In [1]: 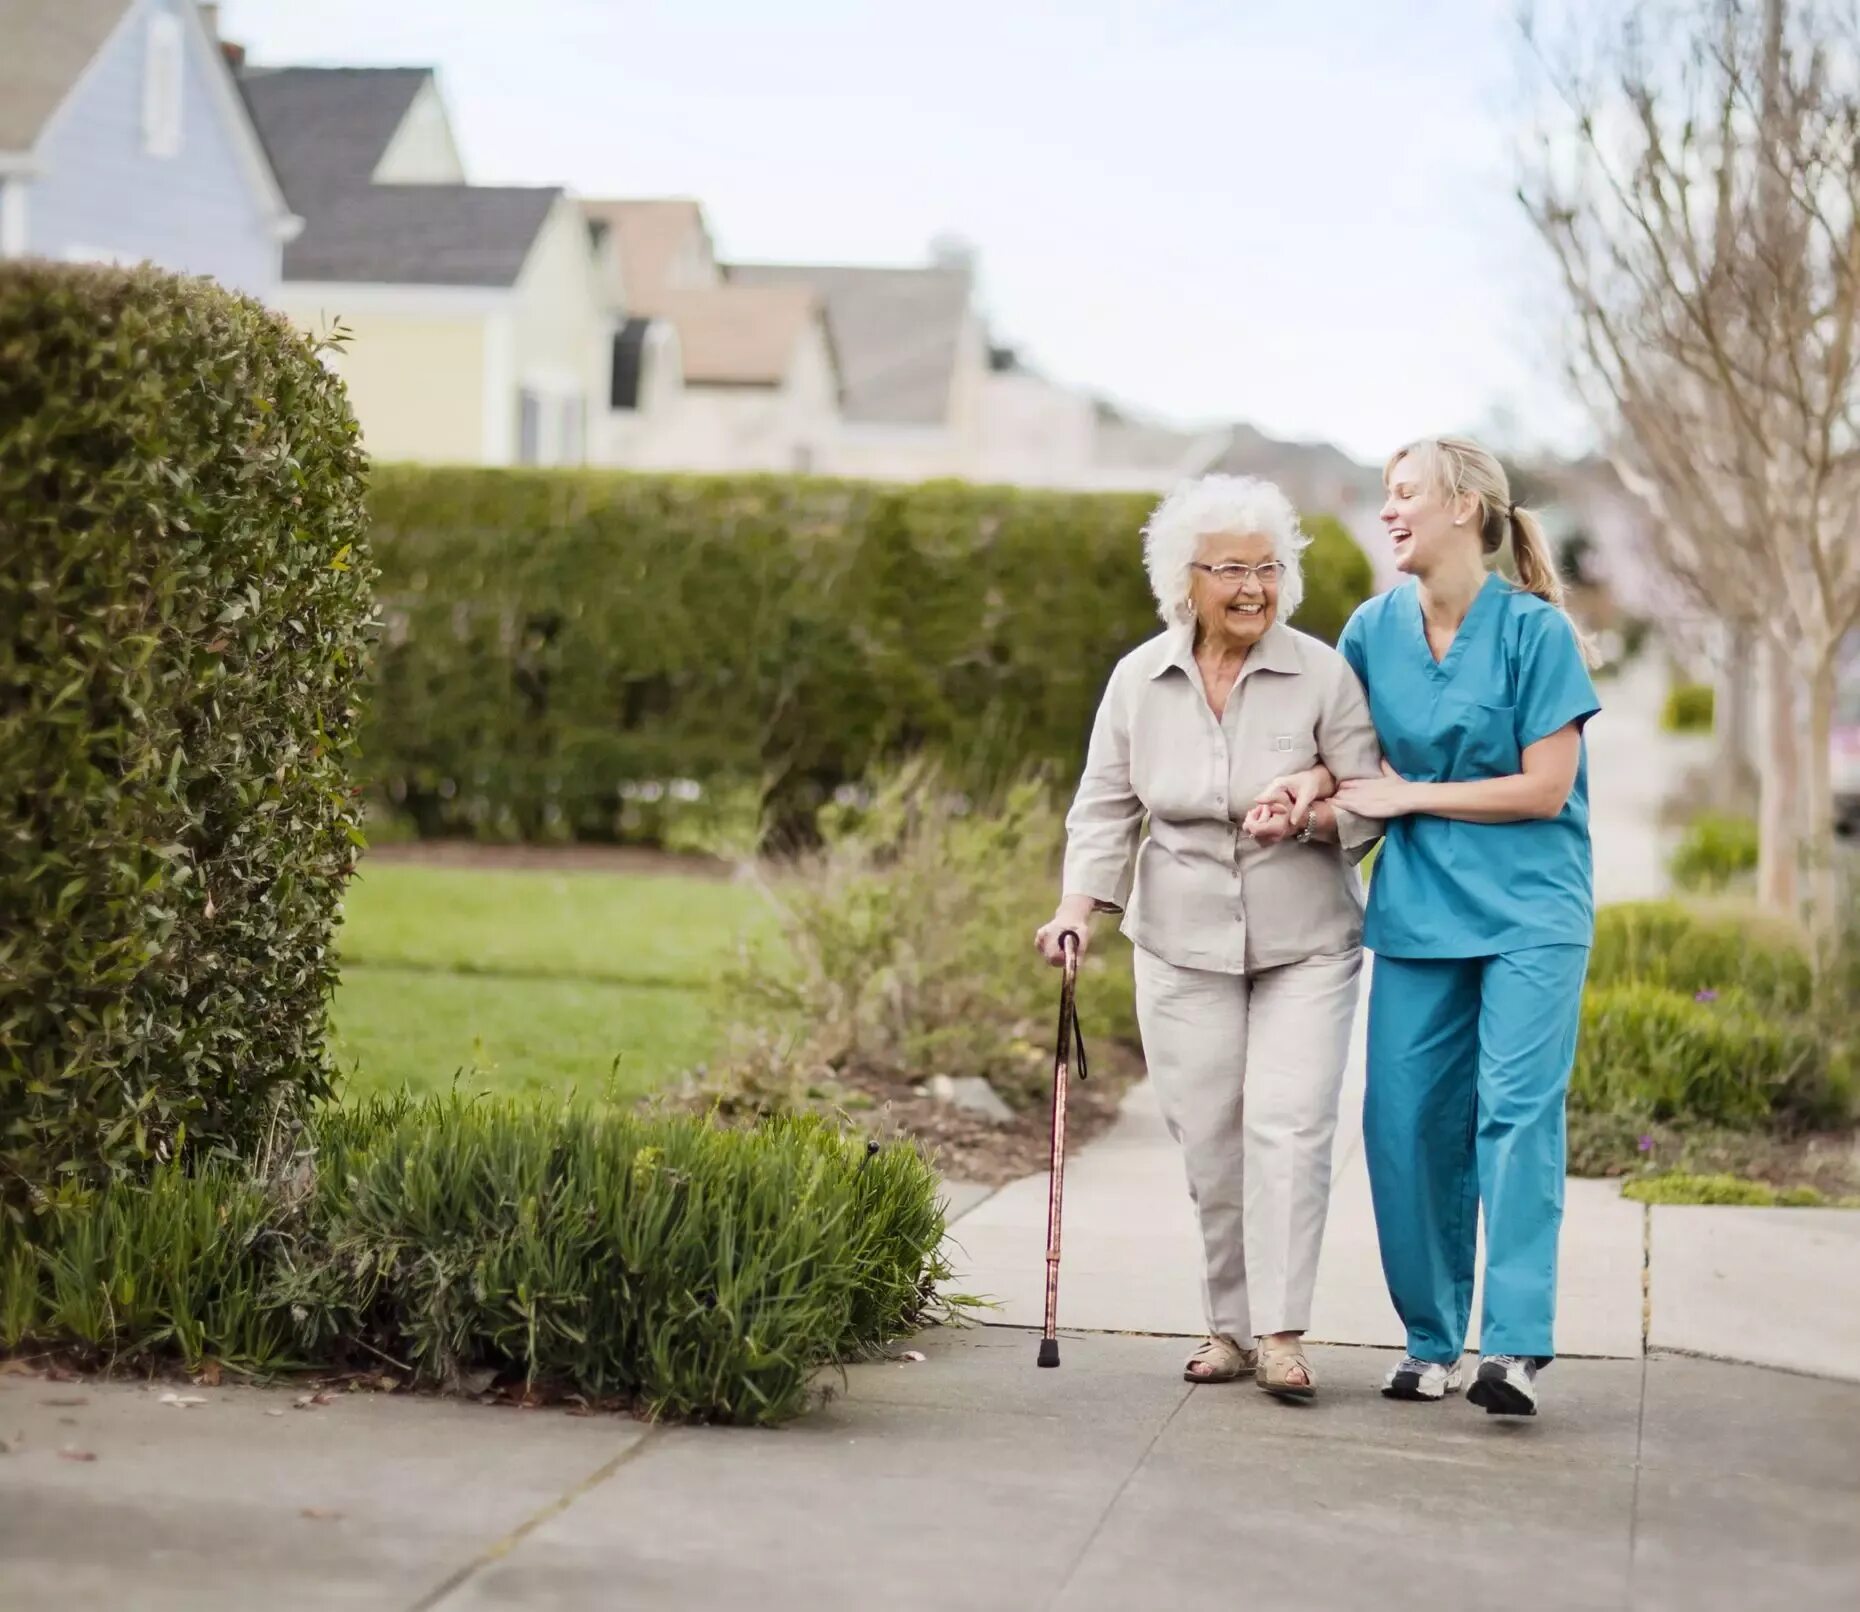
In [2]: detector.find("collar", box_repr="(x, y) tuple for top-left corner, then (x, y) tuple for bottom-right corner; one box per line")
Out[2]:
(1151, 619), (1301, 682)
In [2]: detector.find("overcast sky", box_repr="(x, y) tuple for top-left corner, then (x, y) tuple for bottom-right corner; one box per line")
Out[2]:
(220, 0), (1592, 462)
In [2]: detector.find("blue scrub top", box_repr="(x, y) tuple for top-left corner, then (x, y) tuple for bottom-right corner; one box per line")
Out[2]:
(1338, 573), (1601, 959)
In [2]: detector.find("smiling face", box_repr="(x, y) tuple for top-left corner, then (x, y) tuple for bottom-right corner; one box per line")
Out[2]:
(1190, 530), (1279, 650)
(1381, 451), (1478, 577)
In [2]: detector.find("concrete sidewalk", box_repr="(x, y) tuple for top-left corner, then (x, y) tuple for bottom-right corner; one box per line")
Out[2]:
(5, 1329), (1857, 1611)
(945, 1040), (1648, 1361)
(945, 1031), (1860, 1382)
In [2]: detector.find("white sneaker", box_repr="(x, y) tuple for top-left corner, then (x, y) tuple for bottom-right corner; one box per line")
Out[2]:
(1468, 1354), (1540, 1416)
(1381, 1354), (1465, 1401)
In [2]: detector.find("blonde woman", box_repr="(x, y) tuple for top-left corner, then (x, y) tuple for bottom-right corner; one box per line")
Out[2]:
(1035, 475), (1381, 1401)
(1264, 436), (1600, 1418)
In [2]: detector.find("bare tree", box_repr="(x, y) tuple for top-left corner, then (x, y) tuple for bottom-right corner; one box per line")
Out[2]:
(1522, 0), (1860, 939)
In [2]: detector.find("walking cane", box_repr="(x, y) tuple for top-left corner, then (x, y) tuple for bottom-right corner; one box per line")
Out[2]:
(1038, 929), (1088, 1368)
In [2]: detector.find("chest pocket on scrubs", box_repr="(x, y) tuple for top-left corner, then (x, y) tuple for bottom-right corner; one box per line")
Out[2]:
(1451, 699), (1521, 778)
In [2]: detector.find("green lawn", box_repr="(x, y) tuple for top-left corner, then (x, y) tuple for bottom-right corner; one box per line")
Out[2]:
(331, 861), (775, 1102)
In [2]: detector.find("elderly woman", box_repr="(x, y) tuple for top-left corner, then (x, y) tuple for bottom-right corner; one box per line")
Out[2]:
(1034, 474), (1380, 1399)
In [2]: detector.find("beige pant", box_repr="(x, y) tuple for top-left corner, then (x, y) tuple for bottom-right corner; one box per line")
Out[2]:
(1133, 945), (1363, 1340)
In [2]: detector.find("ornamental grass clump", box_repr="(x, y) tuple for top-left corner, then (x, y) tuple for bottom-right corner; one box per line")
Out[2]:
(3, 1098), (953, 1425)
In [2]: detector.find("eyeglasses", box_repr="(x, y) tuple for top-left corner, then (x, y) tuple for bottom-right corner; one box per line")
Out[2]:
(1191, 561), (1286, 587)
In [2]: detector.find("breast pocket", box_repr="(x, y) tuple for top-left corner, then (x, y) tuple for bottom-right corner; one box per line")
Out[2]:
(1456, 700), (1521, 778)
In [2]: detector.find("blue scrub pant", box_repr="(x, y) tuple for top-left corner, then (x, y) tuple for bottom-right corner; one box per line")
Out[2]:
(1363, 946), (1589, 1365)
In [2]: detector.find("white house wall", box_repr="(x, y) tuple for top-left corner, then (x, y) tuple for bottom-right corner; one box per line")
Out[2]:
(509, 199), (610, 465)
(21, 0), (282, 297)
(371, 78), (467, 185)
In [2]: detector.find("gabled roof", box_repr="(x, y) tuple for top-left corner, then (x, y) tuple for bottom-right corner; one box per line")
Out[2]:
(584, 198), (833, 390)
(238, 66), (428, 204)
(643, 286), (821, 386)
(580, 198), (711, 305)
(728, 262), (973, 425)
(240, 64), (557, 287)
(0, 0), (134, 153)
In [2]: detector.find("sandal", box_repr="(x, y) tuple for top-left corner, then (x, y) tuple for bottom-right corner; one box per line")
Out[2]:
(1183, 1334), (1258, 1383)
(1257, 1335), (1316, 1401)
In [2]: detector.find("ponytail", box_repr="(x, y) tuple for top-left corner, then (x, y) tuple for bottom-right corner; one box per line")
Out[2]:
(1506, 504), (1564, 608)
(1508, 503), (1601, 668)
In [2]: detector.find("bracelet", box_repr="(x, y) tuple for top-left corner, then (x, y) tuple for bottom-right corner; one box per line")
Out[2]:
(1296, 813), (1317, 844)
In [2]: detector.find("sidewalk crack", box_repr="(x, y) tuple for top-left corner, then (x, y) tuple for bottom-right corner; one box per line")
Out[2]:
(1043, 1383), (1192, 1611)
(408, 1426), (664, 1611)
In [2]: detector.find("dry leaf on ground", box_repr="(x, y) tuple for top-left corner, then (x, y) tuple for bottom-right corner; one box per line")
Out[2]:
(158, 1393), (208, 1409)
(43, 1397), (87, 1408)
(300, 1508), (344, 1522)
(58, 1448), (96, 1462)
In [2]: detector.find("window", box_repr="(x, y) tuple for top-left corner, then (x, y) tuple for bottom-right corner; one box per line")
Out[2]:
(517, 389), (542, 465)
(143, 11), (184, 158)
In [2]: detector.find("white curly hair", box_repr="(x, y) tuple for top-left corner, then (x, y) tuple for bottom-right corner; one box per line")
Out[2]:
(1141, 473), (1311, 628)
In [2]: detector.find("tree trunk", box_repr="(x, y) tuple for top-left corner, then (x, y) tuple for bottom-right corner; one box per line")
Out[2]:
(1713, 621), (1759, 810)
(1757, 633), (1801, 913)
(1800, 643), (1841, 955)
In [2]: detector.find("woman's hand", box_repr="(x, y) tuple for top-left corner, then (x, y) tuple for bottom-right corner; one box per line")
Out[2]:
(1333, 760), (1420, 821)
(1034, 895), (1097, 966)
(1253, 764), (1336, 828)
(1243, 801), (1295, 845)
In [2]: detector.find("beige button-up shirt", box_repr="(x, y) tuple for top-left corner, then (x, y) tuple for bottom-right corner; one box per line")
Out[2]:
(1062, 620), (1383, 975)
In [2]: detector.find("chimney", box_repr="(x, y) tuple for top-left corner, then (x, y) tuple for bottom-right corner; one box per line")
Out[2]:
(199, 4), (248, 68)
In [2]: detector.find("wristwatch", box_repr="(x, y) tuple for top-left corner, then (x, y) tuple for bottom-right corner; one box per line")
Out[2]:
(1296, 811), (1317, 844)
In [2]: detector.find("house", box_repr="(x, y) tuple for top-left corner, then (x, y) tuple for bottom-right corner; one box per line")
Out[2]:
(730, 246), (989, 482)
(0, 0), (297, 296)
(239, 65), (612, 466)
(582, 198), (839, 474)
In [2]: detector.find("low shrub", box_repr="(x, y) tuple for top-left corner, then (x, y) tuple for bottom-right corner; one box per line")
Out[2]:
(0, 262), (373, 1213)
(705, 764), (1138, 1117)
(1668, 813), (1760, 893)
(1619, 1172), (1859, 1208)
(3, 1097), (953, 1425)
(1661, 681), (1715, 733)
(1589, 901), (1812, 1014)
(1572, 982), (1851, 1135)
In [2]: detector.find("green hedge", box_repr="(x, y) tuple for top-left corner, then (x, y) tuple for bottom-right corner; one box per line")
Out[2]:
(2, 1098), (952, 1425)
(361, 469), (1372, 845)
(0, 263), (373, 1213)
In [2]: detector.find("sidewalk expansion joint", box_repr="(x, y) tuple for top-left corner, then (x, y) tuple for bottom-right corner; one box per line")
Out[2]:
(408, 1426), (664, 1611)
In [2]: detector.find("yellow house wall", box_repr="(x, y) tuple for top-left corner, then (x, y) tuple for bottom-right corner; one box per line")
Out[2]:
(277, 299), (488, 464)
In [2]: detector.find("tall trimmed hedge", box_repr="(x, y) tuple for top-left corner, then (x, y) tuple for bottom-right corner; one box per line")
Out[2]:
(0, 262), (373, 1212)
(363, 469), (1373, 843)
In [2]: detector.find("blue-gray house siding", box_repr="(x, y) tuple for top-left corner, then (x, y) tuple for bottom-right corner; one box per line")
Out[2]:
(22, 0), (282, 297)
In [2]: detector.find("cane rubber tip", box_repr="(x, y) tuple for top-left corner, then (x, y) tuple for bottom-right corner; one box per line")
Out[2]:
(1037, 1338), (1061, 1368)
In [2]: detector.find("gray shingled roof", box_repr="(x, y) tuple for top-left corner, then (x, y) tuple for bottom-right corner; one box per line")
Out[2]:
(0, 0), (137, 152)
(280, 183), (560, 286)
(238, 66), (428, 204)
(239, 65), (557, 287)
(728, 262), (971, 425)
